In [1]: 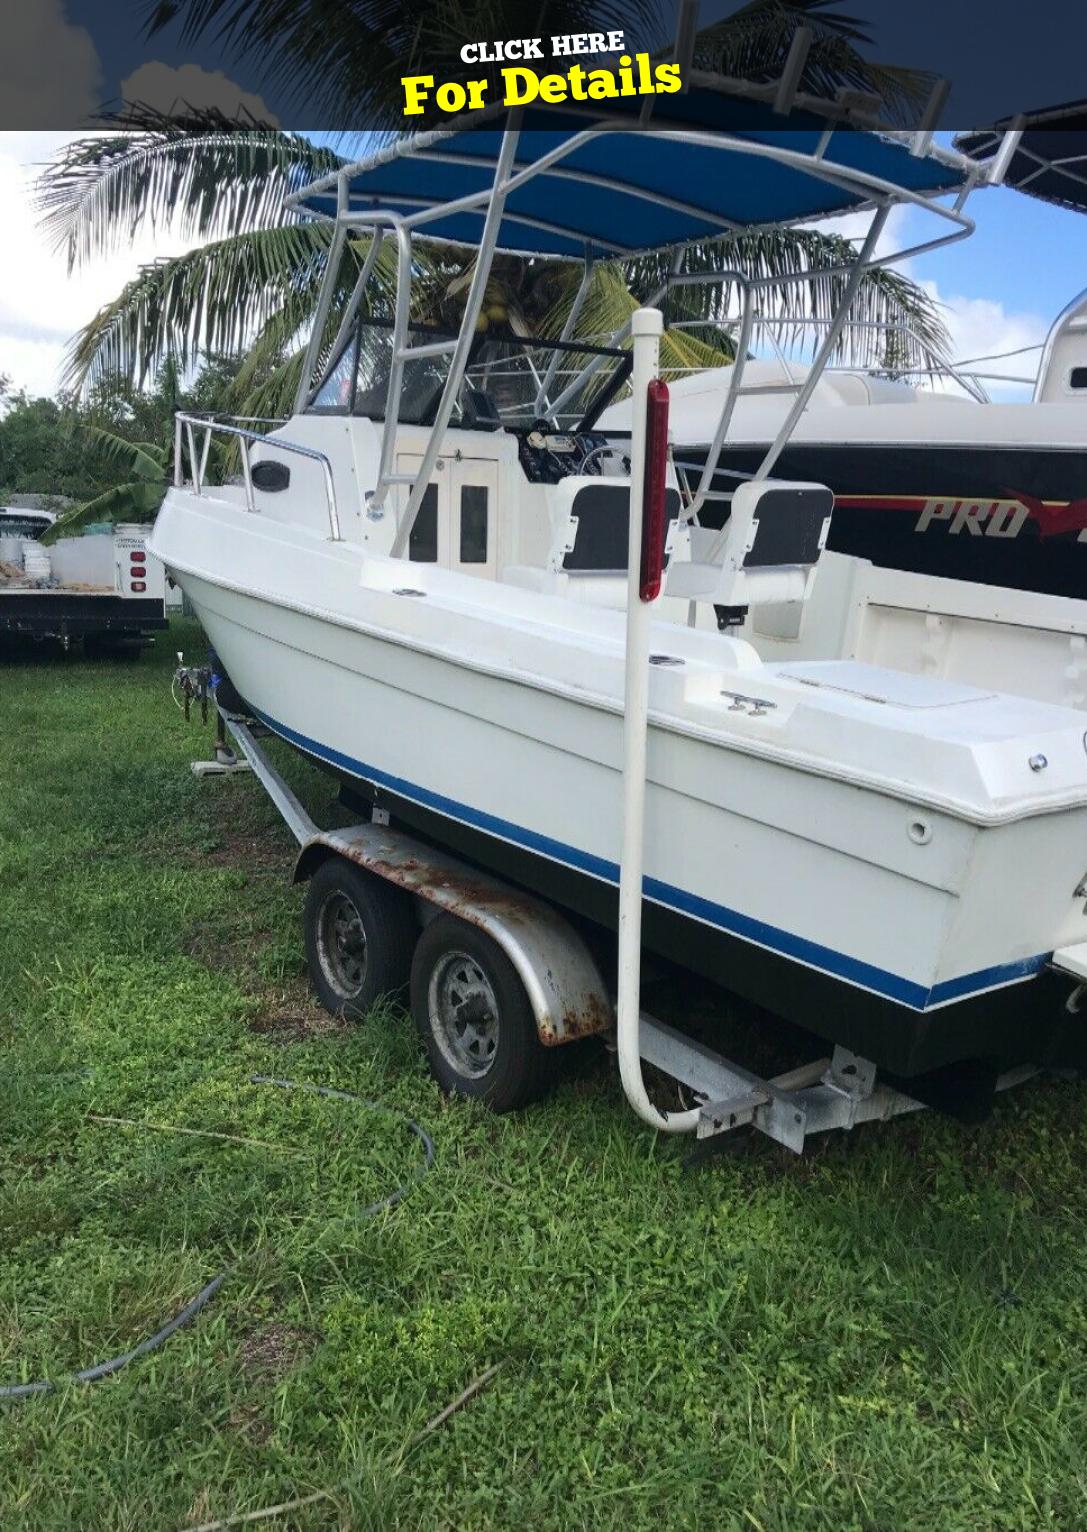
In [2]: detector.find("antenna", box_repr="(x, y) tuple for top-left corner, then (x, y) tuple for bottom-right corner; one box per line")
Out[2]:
(910, 77), (951, 156)
(673, 0), (700, 93)
(773, 25), (813, 116)
(988, 120), (1026, 186)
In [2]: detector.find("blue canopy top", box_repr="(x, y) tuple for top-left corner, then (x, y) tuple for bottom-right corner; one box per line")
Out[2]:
(956, 102), (1087, 215)
(294, 95), (972, 260)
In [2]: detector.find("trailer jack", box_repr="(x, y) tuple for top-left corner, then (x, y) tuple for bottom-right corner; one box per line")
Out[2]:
(191, 718), (253, 779)
(174, 656), (254, 777)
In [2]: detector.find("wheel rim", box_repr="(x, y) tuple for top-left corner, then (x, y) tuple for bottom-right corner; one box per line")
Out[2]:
(428, 950), (500, 1080)
(315, 891), (368, 998)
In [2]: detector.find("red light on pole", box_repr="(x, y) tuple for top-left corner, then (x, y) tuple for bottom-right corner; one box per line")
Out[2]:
(639, 378), (670, 602)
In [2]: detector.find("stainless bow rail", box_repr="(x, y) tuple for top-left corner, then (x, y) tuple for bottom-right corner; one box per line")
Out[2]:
(173, 412), (342, 541)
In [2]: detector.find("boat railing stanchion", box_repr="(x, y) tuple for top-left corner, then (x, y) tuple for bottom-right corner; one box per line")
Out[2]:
(617, 307), (700, 1134)
(199, 422), (214, 489)
(185, 420), (200, 496)
(239, 436), (255, 514)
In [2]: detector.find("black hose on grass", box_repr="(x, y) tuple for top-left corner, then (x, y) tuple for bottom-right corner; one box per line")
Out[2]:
(0, 1075), (435, 1402)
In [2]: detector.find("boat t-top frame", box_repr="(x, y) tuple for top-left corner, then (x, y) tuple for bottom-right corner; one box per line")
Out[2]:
(274, 79), (1023, 1133)
(288, 87), (1013, 562)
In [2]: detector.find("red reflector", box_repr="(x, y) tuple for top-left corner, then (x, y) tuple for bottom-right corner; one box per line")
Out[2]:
(131, 580), (146, 592)
(639, 378), (670, 602)
(130, 550), (146, 563)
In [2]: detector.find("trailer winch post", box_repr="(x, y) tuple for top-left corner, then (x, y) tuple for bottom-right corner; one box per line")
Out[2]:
(617, 309), (699, 1134)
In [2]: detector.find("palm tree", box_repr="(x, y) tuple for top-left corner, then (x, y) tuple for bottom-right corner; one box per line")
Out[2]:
(40, 124), (359, 414)
(42, 134), (947, 410)
(36, 1), (948, 483)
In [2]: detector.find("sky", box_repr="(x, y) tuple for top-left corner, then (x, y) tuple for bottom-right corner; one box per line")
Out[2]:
(3, 124), (1085, 406)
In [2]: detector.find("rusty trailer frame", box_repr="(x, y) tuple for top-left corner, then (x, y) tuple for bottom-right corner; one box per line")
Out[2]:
(214, 709), (1037, 1153)
(222, 710), (611, 1048)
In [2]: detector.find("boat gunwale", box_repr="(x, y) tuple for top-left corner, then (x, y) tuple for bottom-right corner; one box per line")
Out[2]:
(152, 498), (1087, 830)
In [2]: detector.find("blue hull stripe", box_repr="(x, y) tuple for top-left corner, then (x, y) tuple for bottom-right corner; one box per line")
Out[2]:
(254, 706), (1049, 1013)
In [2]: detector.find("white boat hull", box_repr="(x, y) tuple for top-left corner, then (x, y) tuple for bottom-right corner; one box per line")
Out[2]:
(154, 485), (1087, 1081)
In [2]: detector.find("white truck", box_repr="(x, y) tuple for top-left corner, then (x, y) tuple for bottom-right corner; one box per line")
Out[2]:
(0, 509), (168, 654)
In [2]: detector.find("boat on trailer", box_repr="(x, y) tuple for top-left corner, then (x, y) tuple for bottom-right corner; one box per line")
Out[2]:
(151, 89), (1087, 1131)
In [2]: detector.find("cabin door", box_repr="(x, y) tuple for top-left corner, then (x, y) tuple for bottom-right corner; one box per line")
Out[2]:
(450, 459), (498, 580)
(396, 454), (498, 581)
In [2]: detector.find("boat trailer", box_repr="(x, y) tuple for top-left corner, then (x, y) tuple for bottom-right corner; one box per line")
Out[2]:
(191, 703), (1050, 1154)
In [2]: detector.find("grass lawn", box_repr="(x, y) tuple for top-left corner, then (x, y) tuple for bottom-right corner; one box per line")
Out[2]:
(3, 621), (1087, 1530)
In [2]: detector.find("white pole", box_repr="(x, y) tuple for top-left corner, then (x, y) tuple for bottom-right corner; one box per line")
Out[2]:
(616, 308), (699, 1135)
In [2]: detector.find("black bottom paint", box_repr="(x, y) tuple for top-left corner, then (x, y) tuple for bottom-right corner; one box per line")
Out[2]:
(325, 762), (1085, 1105)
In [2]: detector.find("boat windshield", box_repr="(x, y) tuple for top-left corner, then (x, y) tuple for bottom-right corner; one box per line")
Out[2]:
(0, 515), (51, 540)
(307, 316), (632, 433)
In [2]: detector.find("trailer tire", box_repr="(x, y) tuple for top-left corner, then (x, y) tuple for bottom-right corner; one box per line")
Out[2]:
(303, 859), (415, 1021)
(410, 915), (553, 1111)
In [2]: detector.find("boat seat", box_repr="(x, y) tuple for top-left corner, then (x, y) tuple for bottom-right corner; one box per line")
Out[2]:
(667, 479), (833, 610)
(461, 387), (502, 431)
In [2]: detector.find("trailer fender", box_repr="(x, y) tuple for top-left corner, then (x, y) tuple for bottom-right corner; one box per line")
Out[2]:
(294, 826), (613, 1046)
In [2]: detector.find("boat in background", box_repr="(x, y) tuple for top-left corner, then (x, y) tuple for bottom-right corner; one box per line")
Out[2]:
(630, 112), (1087, 707)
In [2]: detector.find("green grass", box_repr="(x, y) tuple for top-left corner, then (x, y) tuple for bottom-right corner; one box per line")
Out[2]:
(3, 623), (1087, 1529)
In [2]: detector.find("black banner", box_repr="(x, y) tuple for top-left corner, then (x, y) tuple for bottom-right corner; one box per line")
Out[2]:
(7, 0), (1087, 132)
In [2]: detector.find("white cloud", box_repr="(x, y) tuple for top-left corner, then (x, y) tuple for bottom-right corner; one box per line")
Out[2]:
(917, 282), (1048, 399)
(0, 1), (102, 128)
(0, 135), (199, 398)
(0, 337), (69, 400)
(812, 203), (913, 263)
(810, 206), (1048, 399)
(120, 63), (279, 124)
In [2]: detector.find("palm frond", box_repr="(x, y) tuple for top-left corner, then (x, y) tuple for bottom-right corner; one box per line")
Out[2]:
(621, 229), (950, 371)
(63, 223), (340, 390)
(36, 127), (343, 271)
(40, 480), (166, 544)
(83, 425), (168, 480)
(233, 348), (308, 421)
(693, 0), (933, 122)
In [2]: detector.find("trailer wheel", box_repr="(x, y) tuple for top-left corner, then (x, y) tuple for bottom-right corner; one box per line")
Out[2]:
(410, 915), (553, 1111)
(303, 859), (415, 1021)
